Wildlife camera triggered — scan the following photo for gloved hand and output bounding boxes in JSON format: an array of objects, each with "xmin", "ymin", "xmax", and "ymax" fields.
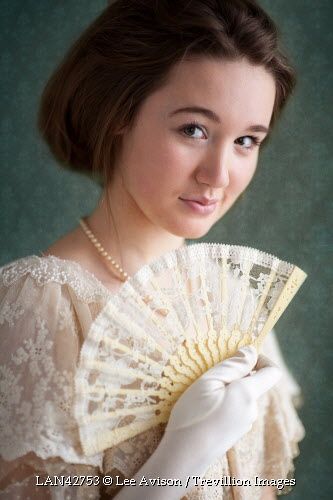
[
  {"xmin": 164, "ymin": 345, "xmax": 282, "ymax": 467},
  {"xmin": 115, "ymin": 345, "xmax": 281, "ymax": 500}
]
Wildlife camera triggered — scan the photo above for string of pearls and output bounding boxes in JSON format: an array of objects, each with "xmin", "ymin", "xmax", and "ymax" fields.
[{"xmin": 79, "ymin": 217, "xmax": 129, "ymax": 282}]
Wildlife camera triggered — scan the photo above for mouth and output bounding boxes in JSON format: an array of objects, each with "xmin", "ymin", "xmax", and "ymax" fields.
[
  {"xmin": 179, "ymin": 196, "xmax": 220, "ymax": 206},
  {"xmin": 179, "ymin": 197, "xmax": 220, "ymax": 215}
]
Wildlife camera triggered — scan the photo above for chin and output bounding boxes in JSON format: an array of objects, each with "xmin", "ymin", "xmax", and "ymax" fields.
[{"xmin": 167, "ymin": 220, "xmax": 216, "ymax": 239}]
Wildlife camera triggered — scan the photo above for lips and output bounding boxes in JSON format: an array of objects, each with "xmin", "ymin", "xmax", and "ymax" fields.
[
  {"xmin": 179, "ymin": 198, "xmax": 219, "ymax": 215},
  {"xmin": 179, "ymin": 196, "xmax": 220, "ymax": 206}
]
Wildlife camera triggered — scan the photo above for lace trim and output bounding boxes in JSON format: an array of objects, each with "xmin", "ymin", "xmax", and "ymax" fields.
[{"xmin": 0, "ymin": 255, "xmax": 112, "ymax": 303}]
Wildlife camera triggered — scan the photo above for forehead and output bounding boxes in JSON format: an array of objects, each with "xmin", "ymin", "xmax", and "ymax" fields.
[{"xmin": 146, "ymin": 57, "xmax": 276, "ymax": 126}]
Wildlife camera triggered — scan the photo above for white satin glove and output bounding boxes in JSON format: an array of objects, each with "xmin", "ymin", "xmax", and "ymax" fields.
[
  {"xmin": 164, "ymin": 345, "xmax": 282, "ymax": 466},
  {"xmin": 115, "ymin": 346, "xmax": 281, "ymax": 500}
]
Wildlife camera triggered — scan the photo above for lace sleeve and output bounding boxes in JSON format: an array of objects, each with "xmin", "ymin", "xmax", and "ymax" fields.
[
  {"xmin": 261, "ymin": 328, "xmax": 304, "ymax": 408},
  {"xmin": 259, "ymin": 329, "xmax": 305, "ymax": 496},
  {"xmin": 0, "ymin": 268, "xmax": 104, "ymax": 498}
]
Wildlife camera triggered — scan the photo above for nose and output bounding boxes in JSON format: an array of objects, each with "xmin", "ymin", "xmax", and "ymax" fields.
[{"xmin": 195, "ymin": 143, "xmax": 230, "ymax": 188}]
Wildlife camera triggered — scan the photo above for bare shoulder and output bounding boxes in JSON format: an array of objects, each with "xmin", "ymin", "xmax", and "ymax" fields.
[{"xmin": 43, "ymin": 226, "xmax": 122, "ymax": 294}]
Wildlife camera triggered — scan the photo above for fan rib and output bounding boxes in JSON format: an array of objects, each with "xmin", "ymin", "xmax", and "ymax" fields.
[
  {"xmin": 174, "ymin": 265, "xmax": 208, "ymax": 371},
  {"xmin": 82, "ymin": 359, "xmax": 157, "ymax": 383},
  {"xmin": 131, "ymin": 281, "xmax": 179, "ymax": 352},
  {"xmin": 165, "ymin": 355, "xmax": 198, "ymax": 381},
  {"xmin": 100, "ymin": 336, "xmax": 166, "ymax": 369},
  {"xmin": 77, "ymin": 401, "xmax": 172, "ymax": 424},
  {"xmin": 82, "ymin": 413, "xmax": 169, "ymax": 455},
  {"xmin": 255, "ymin": 266, "xmax": 307, "ymax": 346},
  {"xmin": 103, "ymin": 301, "xmax": 166, "ymax": 357},
  {"xmin": 170, "ymin": 343, "xmax": 201, "ymax": 377},
  {"xmin": 135, "ymin": 277, "xmax": 205, "ymax": 380},
  {"xmin": 148, "ymin": 273, "xmax": 209, "ymax": 380},
  {"xmin": 162, "ymin": 364, "xmax": 194, "ymax": 386},
  {"xmin": 248, "ymin": 265, "xmax": 278, "ymax": 337},
  {"xmin": 200, "ymin": 258, "xmax": 220, "ymax": 366},
  {"xmin": 150, "ymin": 274, "xmax": 186, "ymax": 336},
  {"xmin": 237, "ymin": 258, "xmax": 253, "ymax": 327},
  {"xmin": 76, "ymin": 385, "xmax": 171, "ymax": 400},
  {"xmin": 217, "ymin": 257, "xmax": 229, "ymax": 356}
]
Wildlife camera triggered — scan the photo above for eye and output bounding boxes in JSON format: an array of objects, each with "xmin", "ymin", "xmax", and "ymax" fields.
[
  {"xmin": 180, "ymin": 121, "xmax": 207, "ymax": 140},
  {"xmin": 235, "ymin": 136, "xmax": 261, "ymax": 150}
]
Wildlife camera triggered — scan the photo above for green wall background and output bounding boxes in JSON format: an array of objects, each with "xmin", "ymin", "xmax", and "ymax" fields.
[{"xmin": 1, "ymin": 1, "xmax": 332, "ymax": 498}]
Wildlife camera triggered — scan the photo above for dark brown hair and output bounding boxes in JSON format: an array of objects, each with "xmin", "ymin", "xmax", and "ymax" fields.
[{"xmin": 38, "ymin": 0, "xmax": 296, "ymax": 187}]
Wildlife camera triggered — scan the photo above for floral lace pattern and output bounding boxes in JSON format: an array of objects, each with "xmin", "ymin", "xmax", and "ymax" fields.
[{"xmin": 0, "ymin": 254, "xmax": 305, "ymax": 499}]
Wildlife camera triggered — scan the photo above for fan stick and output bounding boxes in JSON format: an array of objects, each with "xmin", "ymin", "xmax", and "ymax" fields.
[
  {"xmin": 247, "ymin": 264, "xmax": 278, "ymax": 338},
  {"xmin": 81, "ymin": 359, "xmax": 157, "ymax": 383},
  {"xmin": 101, "ymin": 301, "xmax": 166, "ymax": 356},
  {"xmin": 174, "ymin": 265, "xmax": 210, "ymax": 371},
  {"xmin": 100, "ymin": 336, "xmax": 166, "ymax": 369},
  {"xmin": 198, "ymin": 257, "xmax": 219, "ymax": 366},
  {"xmin": 255, "ymin": 266, "xmax": 307, "ymax": 347},
  {"xmin": 77, "ymin": 401, "xmax": 173, "ymax": 423},
  {"xmin": 89, "ymin": 414, "xmax": 169, "ymax": 454},
  {"xmin": 149, "ymin": 272, "xmax": 205, "ymax": 374}
]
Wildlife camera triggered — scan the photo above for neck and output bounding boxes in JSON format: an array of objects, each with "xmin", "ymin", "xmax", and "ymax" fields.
[{"xmin": 86, "ymin": 180, "xmax": 185, "ymax": 278}]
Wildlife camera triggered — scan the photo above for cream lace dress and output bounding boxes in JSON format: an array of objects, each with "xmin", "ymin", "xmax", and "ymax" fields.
[{"xmin": 0, "ymin": 254, "xmax": 305, "ymax": 500}]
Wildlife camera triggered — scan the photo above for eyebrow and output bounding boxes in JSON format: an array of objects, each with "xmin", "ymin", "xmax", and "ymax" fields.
[{"xmin": 168, "ymin": 106, "xmax": 270, "ymax": 134}]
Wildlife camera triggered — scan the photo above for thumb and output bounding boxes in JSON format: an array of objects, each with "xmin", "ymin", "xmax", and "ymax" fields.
[{"xmin": 238, "ymin": 354, "xmax": 282, "ymax": 399}]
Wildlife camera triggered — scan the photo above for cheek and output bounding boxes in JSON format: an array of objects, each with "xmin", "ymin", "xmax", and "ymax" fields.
[
  {"xmin": 229, "ymin": 159, "xmax": 258, "ymax": 196},
  {"xmin": 146, "ymin": 134, "xmax": 190, "ymax": 174},
  {"xmin": 123, "ymin": 155, "xmax": 175, "ymax": 204},
  {"xmin": 128, "ymin": 138, "xmax": 190, "ymax": 198}
]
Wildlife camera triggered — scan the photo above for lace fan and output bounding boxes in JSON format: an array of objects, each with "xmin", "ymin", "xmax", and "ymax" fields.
[{"xmin": 74, "ymin": 243, "xmax": 307, "ymax": 456}]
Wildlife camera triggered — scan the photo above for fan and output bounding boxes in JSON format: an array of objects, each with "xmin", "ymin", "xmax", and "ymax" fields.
[{"xmin": 74, "ymin": 243, "xmax": 307, "ymax": 456}]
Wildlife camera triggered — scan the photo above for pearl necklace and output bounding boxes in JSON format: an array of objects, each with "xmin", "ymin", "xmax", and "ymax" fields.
[{"xmin": 79, "ymin": 217, "xmax": 129, "ymax": 282}]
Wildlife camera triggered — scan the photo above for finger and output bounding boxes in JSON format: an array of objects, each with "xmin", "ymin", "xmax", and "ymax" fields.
[
  {"xmin": 239, "ymin": 363, "xmax": 282, "ymax": 398},
  {"xmin": 207, "ymin": 345, "xmax": 258, "ymax": 384}
]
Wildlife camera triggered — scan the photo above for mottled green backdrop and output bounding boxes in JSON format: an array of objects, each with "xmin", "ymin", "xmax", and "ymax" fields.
[{"xmin": 1, "ymin": 1, "xmax": 332, "ymax": 498}]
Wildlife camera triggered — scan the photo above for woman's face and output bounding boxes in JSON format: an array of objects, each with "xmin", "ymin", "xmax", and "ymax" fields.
[{"xmin": 114, "ymin": 57, "xmax": 276, "ymax": 239}]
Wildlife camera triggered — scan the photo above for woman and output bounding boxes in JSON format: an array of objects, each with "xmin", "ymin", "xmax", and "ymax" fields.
[{"xmin": 0, "ymin": 0, "xmax": 305, "ymax": 498}]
